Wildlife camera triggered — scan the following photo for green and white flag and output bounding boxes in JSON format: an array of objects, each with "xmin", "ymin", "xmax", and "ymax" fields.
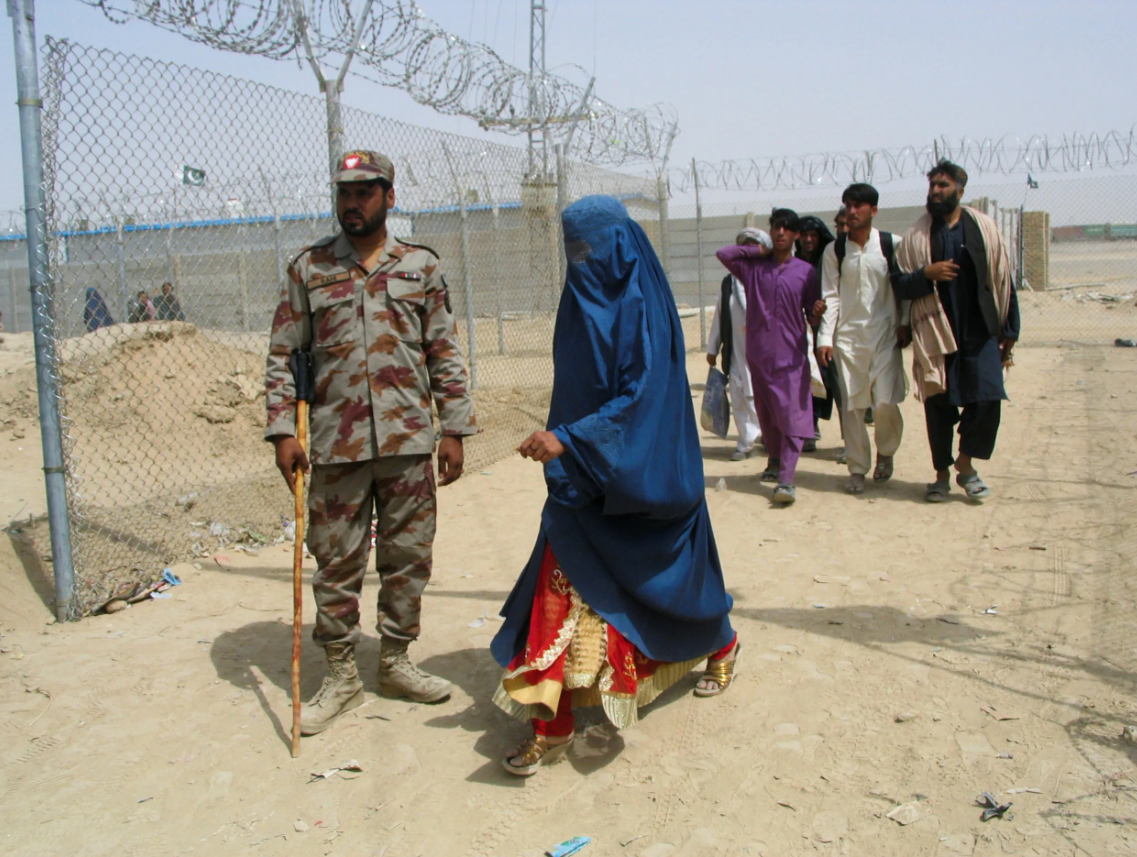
[{"xmin": 182, "ymin": 165, "xmax": 206, "ymax": 186}]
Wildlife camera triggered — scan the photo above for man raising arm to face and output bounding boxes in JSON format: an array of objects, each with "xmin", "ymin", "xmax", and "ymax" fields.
[{"xmin": 717, "ymin": 209, "xmax": 823, "ymax": 505}]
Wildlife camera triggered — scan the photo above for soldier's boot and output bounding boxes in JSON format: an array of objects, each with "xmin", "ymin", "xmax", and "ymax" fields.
[
  {"xmin": 300, "ymin": 643, "xmax": 365, "ymax": 735},
  {"xmin": 377, "ymin": 638, "xmax": 453, "ymax": 703}
]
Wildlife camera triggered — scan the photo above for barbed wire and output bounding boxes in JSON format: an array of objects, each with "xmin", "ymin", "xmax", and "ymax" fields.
[
  {"xmin": 2, "ymin": 37, "xmax": 654, "ymax": 237},
  {"xmin": 77, "ymin": 0, "xmax": 678, "ymax": 167},
  {"xmin": 672, "ymin": 127, "xmax": 1137, "ymax": 193}
]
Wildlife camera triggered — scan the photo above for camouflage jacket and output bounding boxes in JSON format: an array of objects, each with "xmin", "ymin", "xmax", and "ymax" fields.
[{"xmin": 265, "ymin": 230, "xmax": 476, "ymax": 464}]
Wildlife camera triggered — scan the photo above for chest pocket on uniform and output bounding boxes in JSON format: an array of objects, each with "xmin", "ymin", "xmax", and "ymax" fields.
[
  {"xmin": 308, "ymin": 281, "xmax": 359, "ymax": 347},
  {"xmin": 385, "ymin": 275, "xmax": 426, "ymax": 343}
]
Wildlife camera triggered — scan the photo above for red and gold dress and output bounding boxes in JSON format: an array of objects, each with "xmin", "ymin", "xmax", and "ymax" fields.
[{"xmin": 493, "ymin": 544, "xmax": 722, "ymax": 731}]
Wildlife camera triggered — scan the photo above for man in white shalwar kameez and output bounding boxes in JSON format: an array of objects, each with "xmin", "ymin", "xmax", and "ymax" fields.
[
  {"xmin": 816, "ymin": 184, "xmax": 910, "ymax": 494},
  {"xmin": 707, "ymin": 228, "xmax": 769, "ymax": 460}
]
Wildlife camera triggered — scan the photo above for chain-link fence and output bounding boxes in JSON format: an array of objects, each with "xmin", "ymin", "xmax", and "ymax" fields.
[
  {"xmin": 1, "ymin": 38, "xmax": 681, "ymax": 616},
  {"xmin": 665, "ymin": 171, "xmax": 1137, "ymax": 350},
  {"xmin": 8, "ymin": 37, "xmax": 1133, "ymax": 616}
]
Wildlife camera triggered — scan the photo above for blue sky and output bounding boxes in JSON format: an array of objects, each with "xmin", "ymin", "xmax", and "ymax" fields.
[{"xmin": 3, "ymin": 0, "xmax": 1136, "ymax": 212}]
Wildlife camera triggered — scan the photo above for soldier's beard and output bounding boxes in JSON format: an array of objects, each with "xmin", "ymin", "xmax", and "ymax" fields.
[{"xmin": 339, "ymin": 207, "xmax": 387, "ymax": 238}]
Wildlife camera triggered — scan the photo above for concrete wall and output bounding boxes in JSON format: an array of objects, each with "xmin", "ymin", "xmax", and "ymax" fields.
[
  {"xmin": 1022, "ymin": 211, "xmax": 1051, "ymax": 291},
  {"xmin": 0, "ymin": 201, "xmax": 1022, "ymax": 343}
]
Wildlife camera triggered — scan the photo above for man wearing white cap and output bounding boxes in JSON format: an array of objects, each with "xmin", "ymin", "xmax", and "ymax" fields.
[{"xmin": 707, "ymin": 227, "xmax": 769, "ymax": 459}]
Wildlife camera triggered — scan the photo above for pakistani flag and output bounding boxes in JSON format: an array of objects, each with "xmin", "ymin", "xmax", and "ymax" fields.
[{"xmin": 182, "ymin": 165, "xmax": 206, "ymax": 186}]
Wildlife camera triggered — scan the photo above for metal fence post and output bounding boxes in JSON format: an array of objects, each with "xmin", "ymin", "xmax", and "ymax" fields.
[
  {"xmin": 259, "ymin": 168, "xmax": 286, "ymax": 336},
  {"xmin": 456, "ymin": 196, "xmax": 477, "ymax": 390},
  {"xmin": 8, "ymin": 266, "xmax": 18, "ymax": 332},
  {"xmin": 691, "ymin": 157, "xmax": 707, "ymax": 348},
  {"xmin": 293, "ymin": 0, "xmax": 375, "ymax": 196},
  {"xmin": 476, "ymin": 166, "xmax": 505, "ymax": 356},
  {"xmin": 262, "ymin": 173, "xmax": 286, "ymax": 292},
  {"xmin": 9, "ymin": 0, "xmax": 76, "ymax": 620},
  {"xmin": 238, "ymin": 251, "xmax": 250, "ymax": 332},
  {"xmin": 555, "ymin": 141, "xmax": 567, "ymax": 290},
  {"xmin": 656, "ymin": 170, "xmax": 671, "ymax": 280},
  {"xmin": 322, "ymin": 83, "xmax": 344, "ymax": 189},
  {"xmin": 1023, "ymin": 205, "xmax": 1032, "ymax": 288},
  {"xmin": 489, "ymin": 182, "xmax": 504, "ymax": 356},
  {"xmin": 164, "ymin": 220, "xmax": 174, "ymax": 286},
  {"xmin": 115, "ymin": 211, "xmax": 128, "ymax": 319},
  {"xmin": 442, "ymin": 143, "xmax": 477, "ymax": 390}
]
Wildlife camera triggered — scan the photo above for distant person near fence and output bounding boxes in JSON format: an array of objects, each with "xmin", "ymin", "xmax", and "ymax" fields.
[
  {"xmin": 153, "ymin": 282, "xmax": 186, "ymax": 322},
  {"xmin": 707, "ymin": 227, "xmax": 769, "ymax": 460},
  {"xmin": 83, "ymin": 288, "xmax": 114, "ymax": 332},
  {"xmin": 127, "ymin": 290, "xmax": 156, "ymax": 323},
  {"xmin": 893, "ymin": 160, "xmax": 1020, "ymax": 503},
  {"xmin": 265, "ymin": 149, "xmax": 477, "ymax": 736}
]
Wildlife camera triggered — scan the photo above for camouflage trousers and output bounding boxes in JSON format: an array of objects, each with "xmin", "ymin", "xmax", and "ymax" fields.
[{"xmin": 308, "ymin": 455, "xmax": 435, "ymax": 647}]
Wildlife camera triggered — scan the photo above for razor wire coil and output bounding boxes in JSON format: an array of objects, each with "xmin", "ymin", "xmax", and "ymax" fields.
[
  {"xmin": 673, "ymin": 127, "xmax": 1137, "ymax": 193},
  {"xmin": 77, "ymin": 0, "xmax": 679, "ymax": 167}
]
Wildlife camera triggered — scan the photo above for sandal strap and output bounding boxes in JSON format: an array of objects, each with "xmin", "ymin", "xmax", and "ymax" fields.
[
  {"xmin": 508, "ymin": 735, "xmax": 549, "ymax": 768},
  {"xmin": 507, "ymin": 733, "xmax": 573, "ymax": 769},
  {"xmin": 702, "ymin": 643, "xmax": 740, "ymax": 687},
  {"xmin": 703, "ymin": 658, "xmax": 735, "ymax": 685}
]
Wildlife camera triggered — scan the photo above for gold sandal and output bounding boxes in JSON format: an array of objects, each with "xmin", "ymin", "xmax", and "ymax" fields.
[
  {"xmin": 501, "ymin": 733, "xmax": 574, "ymax": 777},
  {"xmin": 694, "ymin": 642, "xmax": 741, "ymax": 698}
]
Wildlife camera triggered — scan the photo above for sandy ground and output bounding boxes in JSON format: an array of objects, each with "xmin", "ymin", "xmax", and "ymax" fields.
[
  {"xmin": 3, "ymin": 343, "xmax": 1137, "ymax": 857},
  {"xmin": 1, "ymin": 332, "xmax": 44, "ymax": 526}
]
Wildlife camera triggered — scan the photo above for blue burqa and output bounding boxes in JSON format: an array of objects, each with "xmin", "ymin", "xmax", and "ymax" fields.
[
  {"xmin": 84, "ymin": 288, "xmax": 114, "ymax": 332},
  {"xmin": 491, "ymin": 196, "xmax": 735, "ymax": 667}
]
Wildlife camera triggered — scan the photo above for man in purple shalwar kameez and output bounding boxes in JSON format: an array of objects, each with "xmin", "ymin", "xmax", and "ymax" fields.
[{"xmin": 717, "ymin": 209, "xmax": 823, "ymax": 504}]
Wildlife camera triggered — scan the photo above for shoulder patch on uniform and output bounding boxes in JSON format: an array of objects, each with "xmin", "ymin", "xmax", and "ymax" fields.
[
  {"xmin": 290, "ymin": 234, "xmax": 337, "ymax": 266},
  {"xmin": 442, "ymin": 274, "xmax": 452, "ymax": 313},
  {"xmin": 307, "ymin": 271, "xmax": 353, "ymax": 289},
  {"xmin": 394, "ymin": 237, "xmax": 440, "ymax": 259},
  {"xmin": 392, "ymin": 270, "xmax": 422, "ymax": 281}
]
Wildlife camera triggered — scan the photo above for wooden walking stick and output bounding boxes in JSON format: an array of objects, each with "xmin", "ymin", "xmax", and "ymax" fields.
[{"xmin": 288, "ymin": 350, "xmax": 315, "ymax": 758}]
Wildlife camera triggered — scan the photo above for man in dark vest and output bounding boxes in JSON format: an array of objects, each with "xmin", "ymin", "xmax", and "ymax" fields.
[{"xmin": 892, "ymin": 161, "xmax": 1020, "ymax": 502}]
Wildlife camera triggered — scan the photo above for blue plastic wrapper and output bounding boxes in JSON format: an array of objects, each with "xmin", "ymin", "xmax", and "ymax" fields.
[
  {"xmin": 546, "ymin": 836, "xmax": 591, "ymax": 857},
  {"xmin": 700, "ymin": 366, "xmax": 731, "ymax": 439}
]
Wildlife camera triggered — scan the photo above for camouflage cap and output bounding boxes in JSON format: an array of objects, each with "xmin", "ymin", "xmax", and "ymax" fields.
[{"xmin": 332, "ymin": 150, "xmax": 395, "ymax": 185}]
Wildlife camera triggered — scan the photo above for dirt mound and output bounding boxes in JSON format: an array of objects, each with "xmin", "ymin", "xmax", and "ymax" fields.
[
  {"xmin": 21, "ymin": 322, "xmax": 291, "ymax": 613},
  {"xmin": 59, "ymin": 322, "xmax": 267, "ymax": 492},
  {"xmin": 8, "ymin": 320, "xmax": 560, "ymax": 614}
]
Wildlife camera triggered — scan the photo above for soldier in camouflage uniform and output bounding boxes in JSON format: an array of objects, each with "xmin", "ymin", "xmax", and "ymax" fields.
[{"xmin": 265, "ymin": 150, "xmax": 477, "ymax": 735}]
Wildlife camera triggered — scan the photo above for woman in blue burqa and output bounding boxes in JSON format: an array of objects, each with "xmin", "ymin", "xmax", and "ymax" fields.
[
  {"xmin": 83, "ymin": 287, "xmax": 114, "ymax": 332},
  {"xmin": 491, "ymin": 196, "xmax": 740, "ymax": 777}
]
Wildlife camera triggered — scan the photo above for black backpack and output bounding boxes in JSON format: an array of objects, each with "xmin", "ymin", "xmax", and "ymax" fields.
[
  {"xmin": 717, "ymin": 274, "xmax": 735, "ymax": 377},
  {"xmin": 833, "ymin": 231, "xmax": 906, "ymax": 331}
]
